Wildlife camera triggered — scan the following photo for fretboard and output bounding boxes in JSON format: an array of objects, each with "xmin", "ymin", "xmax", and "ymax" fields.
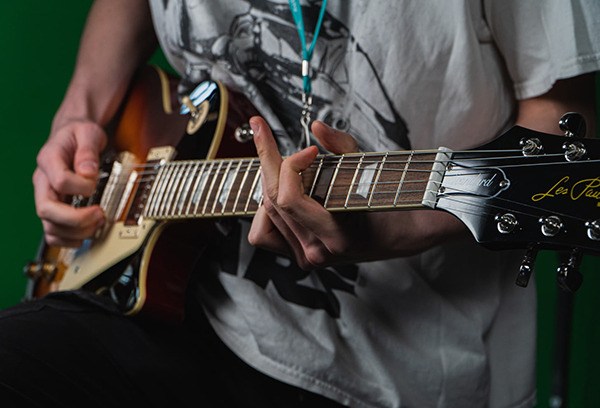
[{"xmin": 123, "ymin": 149, "xmax": 449, "ymax": 223}]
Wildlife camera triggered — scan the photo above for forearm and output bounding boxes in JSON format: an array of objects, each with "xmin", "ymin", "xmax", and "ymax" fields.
[
  {"xmin": 52, "ymin": 0, "xmax": 158, "ymax": 132},
  {"xmin": 515, "ymin": 73, "xmax": 597, "ymax": 137}
]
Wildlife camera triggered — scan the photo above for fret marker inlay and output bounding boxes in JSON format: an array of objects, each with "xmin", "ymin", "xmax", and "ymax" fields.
[{"xmin": 356, "ymin": 163, "xmax": 377, "ymax": 199}]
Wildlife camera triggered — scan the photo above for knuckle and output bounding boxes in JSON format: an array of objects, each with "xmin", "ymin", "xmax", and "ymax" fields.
[
  {"xmin": 44, "ymin": 234, "xmax": 61, "ymax": 247},
  {"xmin": 304, "ymin": 246, "xmax": 328, "ymax": 269},
  {"xmin": 327, "ymin": 239, "xmax": 350, "ymax": 257},
  {"xmin": 276, "ymin": 195, "xmax": 294, "ymax": 214},
  {"xmin": 247, "ymin": 229, "xmax": 262, "ymax": 247},
  {"xmin": 36, "ymin": 204, "xmax": 52, "ymax": 220},
  {"xmin": 51, "ymin": 172, "xmax": 70, "ymax": 193}
]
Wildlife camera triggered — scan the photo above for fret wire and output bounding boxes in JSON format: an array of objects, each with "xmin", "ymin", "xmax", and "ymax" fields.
[
  {"xmin": 148, "ymin": 163, "xmax": 169, "ymax": 217},
  {"xmin": 212, "ymin": 160, "xmax": 233, "ymax": 216},
  {"xmin": 186, "ymin": 162, "xmax": 207, "ymax": 216},
  {"xmin": 245, "ymin": 163, "xmax": 262, "ymax": 214},
  {"xmin": 202, "ymin": 161, "xmax": 223, "ymax": 216},
  {"xmin": 165, "ymin": 163, "xmax": 186, "ymax": 217},
  {"xmin": 394, "ymin": 152, "xmax": 413, "ymax": 206},
  {"xmin": 368, "ymin": 152, "xmax": 388, "ymax": 208},
  {"xmin": 233, "ymin": 159, "xmax": 253, "ymax": 215},
  {"xmin": 324, "ymin": 154, "xmax": 344, "ymax": 209},
  {"xmin": 309, "ymin": 156, "xmax": 325, "ymax": 198},
  {"xmin": 144, "ymin": 163, "xmax": 161, "ymax": 218},
  {"xmin": 178, "ymin": 162, "xmax": 198, "ymax": 216},
  {"xmin": 344, "ymin": 153, "xmax": 365, "ymax": 209},
  {"xmin": 222, "ymin": 160, "xmax": 243, "ymax": 215},
  {"xmin": 158, "ymin": 164, "xmax": 179, "ymax": 217},
  {"xmin": 172, "ymin": 162, "xmax": 191, "ymax": 216},
  {"xmin": 193, "ymin": 161, "xmax": 214, "ymax": 215}
]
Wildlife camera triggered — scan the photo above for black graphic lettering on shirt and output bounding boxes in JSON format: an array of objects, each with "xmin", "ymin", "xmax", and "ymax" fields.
[
  {"xmin": 214, "ymin": 220, "xmax": 358, "ymax": 319},
  {"xmin": 243, "ymin": 250, "xmax": 358, "ymax": 319}
]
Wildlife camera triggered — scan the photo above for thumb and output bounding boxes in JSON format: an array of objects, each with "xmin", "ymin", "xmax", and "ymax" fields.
[
  {"xmin": 311, "ymin": 121, "xmax": 359, "ymax": 155},
  {"xmin": 73, "ymin": 122, "xmax": 108, "ymax": 178}
]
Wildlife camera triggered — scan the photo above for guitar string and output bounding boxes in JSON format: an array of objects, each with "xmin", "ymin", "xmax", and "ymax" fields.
[
  {"xmin": 98, "ymin": 153, "xmax": 600, "ymax": 185},
  {"xmin": 88, "ymin": 155, "xmax": 600, "ymax": 224},
  {"xmin": 100, "ymin": 151, "xmax": 597, "ymax": 182},
  {"xmin": 96, "ymin": 159, "xmax": 600, "ymax": 204}
]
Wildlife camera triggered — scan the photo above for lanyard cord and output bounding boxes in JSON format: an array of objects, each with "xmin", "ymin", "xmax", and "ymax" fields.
[
  {"xmin": 288, "ymin": 0, "xmax": 328, "ymax": 95},
  {"xmin": 288, "ymin": 0, "xmax": 328, "ymax": 149}
]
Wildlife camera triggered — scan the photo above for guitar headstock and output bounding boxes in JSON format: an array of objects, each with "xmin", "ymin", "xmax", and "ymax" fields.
[{"xmin": 436, "ymin": 113, "xmax": 599, "ymax": 291}]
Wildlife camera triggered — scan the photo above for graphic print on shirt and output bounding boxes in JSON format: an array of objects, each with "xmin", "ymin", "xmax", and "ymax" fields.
[
  {"xmin": 159, "ymin": 0, "xmax": 410, "ymax": 152},
  {"xmin": 213, "ymin": 220, "xmax": 359, "ymax": 318},
  {"xmin": 157, "ymin": 0, "xmax": 407, "ymax": 317}
]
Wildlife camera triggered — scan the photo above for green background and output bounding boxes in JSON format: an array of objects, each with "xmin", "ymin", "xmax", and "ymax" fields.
[{"xmin": 0, "ymin": 2, "xmax": 598, "ymax": 407}]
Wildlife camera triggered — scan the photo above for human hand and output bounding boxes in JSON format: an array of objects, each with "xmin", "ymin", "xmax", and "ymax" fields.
[
  {"xmin": 33, "ymin": 120, "xmax": 107, "ymax": 247},
  {"xmin": 248, "ymin": 117, "xmax": 467, "ymax": 269}
]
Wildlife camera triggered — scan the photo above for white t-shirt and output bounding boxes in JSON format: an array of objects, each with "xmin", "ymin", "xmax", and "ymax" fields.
[{"xmin": 148, "ymin": 1, "xmax": 600, "ymax": 407}]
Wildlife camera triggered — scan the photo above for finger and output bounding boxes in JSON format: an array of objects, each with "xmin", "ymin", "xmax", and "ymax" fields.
[
  {"xmin": 251, "ymin": 116, "xmax": 282, "ymax": 202},
  {"xmin": 277, "ymin": 146, "xmax": 333, "ymax": 230},
  {"xmin": 34, "ymin": 169, "xmax": 105, "ymax": 230},
  {"xmin": 248, "ymin": 206, "xmax": 295, "ymax": 258},
  {"xmin": 42, "ymin": 216, "xmax": 103, "ymax": 243},
  {"xmin": 44, "ymin": 233, "xmax": 85, "ymax": 248},
  {"xmin": 72, "ymin": 122, "xmax": 107, "ymax": 178},
  {"xmin": 250, "ymin": 205, "xmax": 321, "ymax": 270},
  {"xmin": 311, "ymin": 121, "xmax": 359, "ymax": 154}
]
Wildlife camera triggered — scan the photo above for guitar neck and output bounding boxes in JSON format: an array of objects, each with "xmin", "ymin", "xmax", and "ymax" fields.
[{"xmin": 122, "ymin": 149, "xmax": 452, "ymax": 223}]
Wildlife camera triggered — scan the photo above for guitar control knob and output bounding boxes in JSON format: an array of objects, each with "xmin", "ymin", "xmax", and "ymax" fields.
[
  {"xmin": 496, "ymin": 213, "xmax": 518, "ymax": 234},
  {"xmin": 234, "ymin": 124, "xmax": 254, "ymax": 143},
  {"xmin": 556, "ymin": 248, "xmax": 584, "ymax": 292},
  {"xmin": 586, "ymin": 219, "xmax": 600, "ymax": 241},
  {"xmin": 516, "ymin": 245, "xmax": 538, "ymax": 288},
  {"xmin": 559, "ymin": 112, "xmax": 586, "ymax": 138},
  {"xmin": 23, "ymin": 261, "xmax": 57, "ymax": 281},
  {"xmin": 540, "ymin": 215, "xmax": 563, "ymax": 237}
]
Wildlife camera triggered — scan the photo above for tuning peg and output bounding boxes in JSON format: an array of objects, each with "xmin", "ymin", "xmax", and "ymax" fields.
[
  {"xmin": 516, "ymin": 245, "xmax": 538, "ymax": 287},
  {"xmin": 556, "ymin": 248, "xmax": 584, "ymax": 292},
  {"xmin": 559, "ymin": 112, "xmax": 586, "ymax": 138}
]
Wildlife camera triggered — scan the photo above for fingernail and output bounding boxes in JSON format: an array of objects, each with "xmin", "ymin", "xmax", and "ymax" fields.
[
  {"xmin": 79, "ymin": 161, "xmax": 98, "ymax": 175},
  {"xmin": 250, "ymin": 118, "xmax": 260, "ymax": 135}
]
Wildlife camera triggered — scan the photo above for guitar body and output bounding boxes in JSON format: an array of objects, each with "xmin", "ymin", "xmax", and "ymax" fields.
[{"xmin": 25, "ymin": 66, "xmax": 259, "ymax": 324}]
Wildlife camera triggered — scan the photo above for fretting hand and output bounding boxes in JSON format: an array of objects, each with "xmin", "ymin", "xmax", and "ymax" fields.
[{"xmin": 248, "ymin": 116, "xmax": 467, "ymax": 270}]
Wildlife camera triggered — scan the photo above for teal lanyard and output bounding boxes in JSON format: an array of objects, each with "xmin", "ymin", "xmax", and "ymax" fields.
[
  {"xmin": 288, "ymin": 0, "xmax": 328, "ymax": 148},
  {"xmin": 288, "ymin": 0, "xmax": 328, "ymax": 95}
]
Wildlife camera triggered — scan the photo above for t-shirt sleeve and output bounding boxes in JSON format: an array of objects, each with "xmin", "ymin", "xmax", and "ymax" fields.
[{"xmin": 484, "ymin": 0, "xmax": 600, "ymax": 100}]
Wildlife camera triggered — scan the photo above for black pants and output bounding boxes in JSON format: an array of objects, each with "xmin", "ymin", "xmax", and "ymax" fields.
[{"xmin": 0, "ymin": 291, "xmax": 343, "ymax": 408}]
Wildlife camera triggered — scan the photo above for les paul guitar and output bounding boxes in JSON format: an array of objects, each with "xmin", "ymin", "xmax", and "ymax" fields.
[{"xmin": 24, "ymin": 66, "xmax": 600, "ymax": 324}]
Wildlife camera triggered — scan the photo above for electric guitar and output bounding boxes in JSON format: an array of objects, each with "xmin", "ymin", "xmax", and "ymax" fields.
[{"xmin": 24, "ymin": 66, "xmax": 600, "ymax": 324}]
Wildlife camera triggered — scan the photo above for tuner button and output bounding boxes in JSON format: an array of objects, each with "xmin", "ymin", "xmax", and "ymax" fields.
[
  {"xmin": 516, "ymin": 245, "xmax": 538, "ymax": 288},
  {"xmin": 559, "ymin": 112, "xmax": 586, "ymax": 138},
  {"xmin": 586, "ymin": 219, "xmax": 600, "ymax": 241},
  {"xmin": 539, "ymin": 215, "xmax": 563, "ymax": 237},
  {"xmin": 556, "ymin": 248, "xmax": 584, "ymax": 292},
  {"xmin": 496, "ymin": 213, "xmax": 518, "ymax": 234}
]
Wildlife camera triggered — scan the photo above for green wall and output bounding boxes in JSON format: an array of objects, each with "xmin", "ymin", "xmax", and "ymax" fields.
[{"xmin": 0, "ymin": 2, "xmax": 598, "ymax": 407}]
